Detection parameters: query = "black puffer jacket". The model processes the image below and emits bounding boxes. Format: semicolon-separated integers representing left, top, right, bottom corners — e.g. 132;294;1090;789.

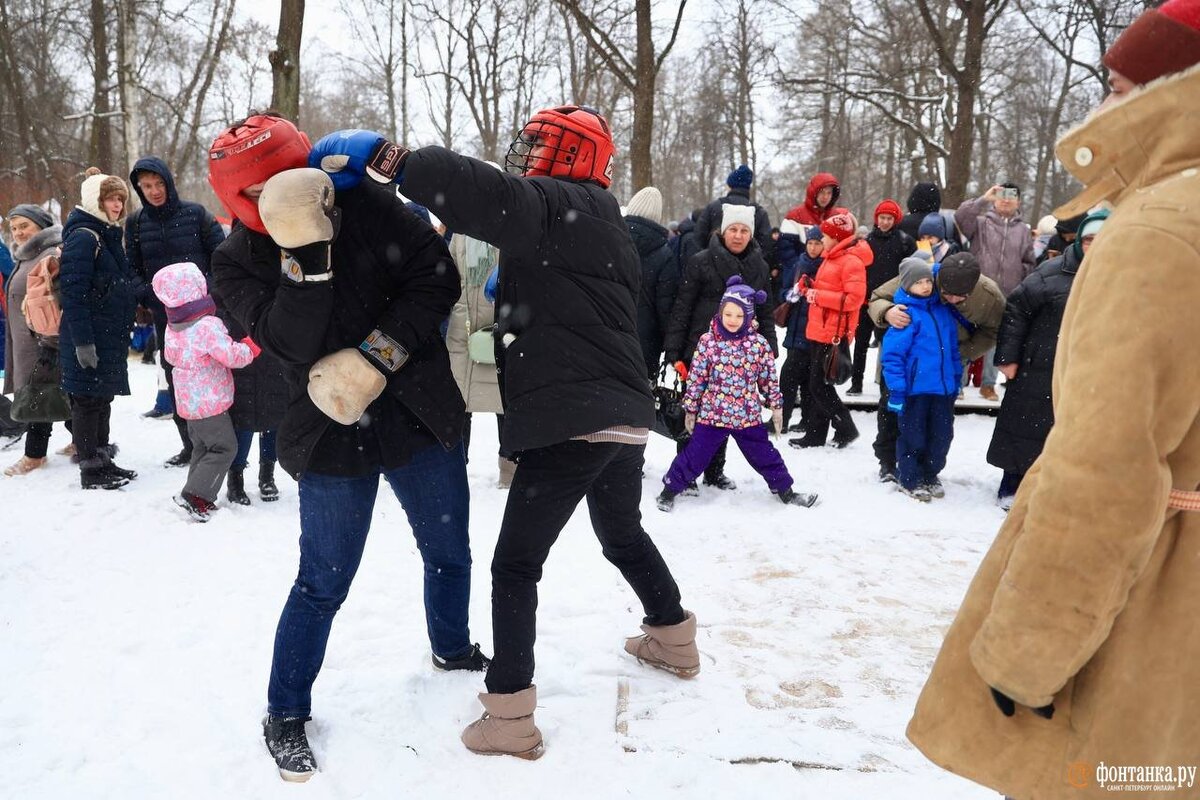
127;157;224;323
210;183;464;479
692;188;773;257
898;182;942;242
865;227;917;295
218;307;288;433
985;245;1080;474
627;214;678;377
400;147;655;452
664;234;777;363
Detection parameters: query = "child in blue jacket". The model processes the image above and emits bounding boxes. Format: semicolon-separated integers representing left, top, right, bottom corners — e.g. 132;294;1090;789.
880;257;962;501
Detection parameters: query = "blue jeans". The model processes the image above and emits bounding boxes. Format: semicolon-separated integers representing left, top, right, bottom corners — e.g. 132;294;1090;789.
232;429;277;469
267;442;473;717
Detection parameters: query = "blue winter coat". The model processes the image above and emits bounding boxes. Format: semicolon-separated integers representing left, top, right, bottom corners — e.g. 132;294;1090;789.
126;157;224;318
880;284;962;405
776;233;821;350
58;208;138;396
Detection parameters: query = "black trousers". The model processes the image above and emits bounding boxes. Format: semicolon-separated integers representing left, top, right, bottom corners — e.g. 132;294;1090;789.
69;393;113;461
808;343;856;442
779;347;813;432
155;320;193;453
849;311;878;390
25;422;53;459
485;440;686;694
873;382;900;470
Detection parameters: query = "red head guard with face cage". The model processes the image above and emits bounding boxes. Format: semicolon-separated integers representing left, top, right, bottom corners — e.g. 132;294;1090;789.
208;114;312;234
505;105;615;189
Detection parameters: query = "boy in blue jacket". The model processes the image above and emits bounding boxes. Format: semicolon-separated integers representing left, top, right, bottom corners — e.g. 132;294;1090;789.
881;257;962;501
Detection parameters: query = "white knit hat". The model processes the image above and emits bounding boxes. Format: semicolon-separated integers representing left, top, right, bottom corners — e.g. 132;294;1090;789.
625;186;663;224
720;203;756;234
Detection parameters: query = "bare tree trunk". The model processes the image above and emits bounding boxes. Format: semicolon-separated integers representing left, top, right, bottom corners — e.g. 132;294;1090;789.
117;0;140;174
270;0;305;123
90;0;113;170
400;0;409;141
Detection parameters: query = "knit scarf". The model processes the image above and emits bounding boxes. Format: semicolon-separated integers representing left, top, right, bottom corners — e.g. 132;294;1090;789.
166;295;216;324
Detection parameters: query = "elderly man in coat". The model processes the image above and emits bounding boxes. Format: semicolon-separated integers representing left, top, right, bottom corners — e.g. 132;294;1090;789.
906;1;1200;798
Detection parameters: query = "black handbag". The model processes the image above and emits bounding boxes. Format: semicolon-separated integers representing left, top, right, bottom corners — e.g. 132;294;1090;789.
10;348;71;423
651;364;689;441
822;292;853;386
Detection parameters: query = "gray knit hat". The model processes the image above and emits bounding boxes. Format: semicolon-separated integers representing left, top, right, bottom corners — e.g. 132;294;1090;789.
899;256;934;291
625;187;663;224
7;203;55;230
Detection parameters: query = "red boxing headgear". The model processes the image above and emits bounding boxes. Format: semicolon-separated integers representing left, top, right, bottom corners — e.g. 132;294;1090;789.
208;114;312;234
505;105;615;189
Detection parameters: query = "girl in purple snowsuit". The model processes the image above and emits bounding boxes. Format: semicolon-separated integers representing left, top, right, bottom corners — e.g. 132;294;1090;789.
152;261;256;521
657;276;818;511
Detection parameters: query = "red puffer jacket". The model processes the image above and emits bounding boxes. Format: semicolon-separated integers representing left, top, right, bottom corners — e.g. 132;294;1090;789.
784;172;841;226
804;237;872;344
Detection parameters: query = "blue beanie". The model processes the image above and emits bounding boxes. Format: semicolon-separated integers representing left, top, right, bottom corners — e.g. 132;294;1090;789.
917;212;947;240
805;225;822;242
726;165;754;191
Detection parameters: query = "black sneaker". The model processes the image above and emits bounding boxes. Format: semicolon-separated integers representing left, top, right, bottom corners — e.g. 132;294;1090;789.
263;715;317;782
431;643;490;672
776;488;818;507
655;488;677;512
878;466;897;484
226;468;251;505
164;449;192;468
923;478;945;499
703;473;737;491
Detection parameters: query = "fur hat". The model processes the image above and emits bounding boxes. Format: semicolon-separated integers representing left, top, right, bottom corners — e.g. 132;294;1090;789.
720;203;756;234
874;199;903;226
899;256;934;291
79;167;128;222
937;252;981;296
1103;0;1200;85
726;164;754;191
820;211;857;242
716;275;767;337
625;186;663;224
6;203;55;230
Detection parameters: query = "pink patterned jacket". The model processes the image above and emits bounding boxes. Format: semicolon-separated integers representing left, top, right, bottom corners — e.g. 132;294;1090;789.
152;262;254;420
682;321;782;429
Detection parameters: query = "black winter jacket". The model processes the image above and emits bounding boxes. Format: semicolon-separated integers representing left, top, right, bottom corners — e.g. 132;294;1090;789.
127;157;225;325
400;146;655;452
898;182;942;242
58;209;137;397
627;215;678;378
986;245;1079;474
664;234;777;364
691;188;773;258
218;308;288;433
210;183;464;479
865;227;917;297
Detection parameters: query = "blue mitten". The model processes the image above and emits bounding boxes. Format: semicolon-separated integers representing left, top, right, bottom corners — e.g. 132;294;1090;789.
887;399;904;414
309;130;410;190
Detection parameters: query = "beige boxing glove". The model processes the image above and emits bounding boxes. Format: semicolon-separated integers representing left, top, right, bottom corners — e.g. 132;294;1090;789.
307;348;387;425
259;168;335;249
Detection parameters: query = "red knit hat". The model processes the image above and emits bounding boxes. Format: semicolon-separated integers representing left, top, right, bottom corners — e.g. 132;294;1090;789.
1103;0;1200;86
820;211;857;242
874;199;903;226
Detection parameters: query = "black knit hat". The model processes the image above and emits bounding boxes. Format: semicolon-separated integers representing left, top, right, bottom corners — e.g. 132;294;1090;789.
937;253;981;296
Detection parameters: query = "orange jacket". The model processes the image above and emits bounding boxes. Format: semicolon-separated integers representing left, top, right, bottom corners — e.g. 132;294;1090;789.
804;237;872;344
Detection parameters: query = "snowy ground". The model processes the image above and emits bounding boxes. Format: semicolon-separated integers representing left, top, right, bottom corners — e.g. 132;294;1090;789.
1;353;1007;799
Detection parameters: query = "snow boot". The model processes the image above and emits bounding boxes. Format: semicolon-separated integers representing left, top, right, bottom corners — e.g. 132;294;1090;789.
776;488;818;507
655;487;677;512
899;485;932;503
624;610;700;678
461;685;544;760
164;448;192;468
923;478;945;499
259;461;280;502
4;455;45;476
432;643;490;672
174;492;213;522
703;472;737;491
80;457;129;490
788;435;826;449
226;467;251;505
99;450;137;481
878;464;897;484
681;480;700;497
263;714;317;782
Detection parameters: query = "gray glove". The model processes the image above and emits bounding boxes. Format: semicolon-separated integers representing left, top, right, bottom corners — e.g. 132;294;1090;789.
76;343;98;370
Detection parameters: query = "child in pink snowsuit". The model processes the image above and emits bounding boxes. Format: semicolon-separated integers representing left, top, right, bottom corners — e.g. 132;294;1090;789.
657;276;818;511
152;261;256;521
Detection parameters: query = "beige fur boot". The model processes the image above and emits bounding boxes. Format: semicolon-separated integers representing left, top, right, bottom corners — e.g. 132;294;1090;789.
461;685;544;759
624;610;700;678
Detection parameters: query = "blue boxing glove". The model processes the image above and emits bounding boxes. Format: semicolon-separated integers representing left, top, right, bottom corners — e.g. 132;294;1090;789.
308;129;410;191
887;399;904;414
483;266;499;304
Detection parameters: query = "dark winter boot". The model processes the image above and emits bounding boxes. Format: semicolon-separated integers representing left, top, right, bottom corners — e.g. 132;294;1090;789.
164;448;192;468
789;435;826;449
703;472;738;491
263;715;317;782
226;467;251;505
923;478;946;499
878;464;897;484
80;457;129;490
259;461;280;502
99;450;137;481
624;610;701;678
432;643;490;672
655;487;677;512
832;427;860;449
776;488;819;507
174;492;213;522
461;686;544;760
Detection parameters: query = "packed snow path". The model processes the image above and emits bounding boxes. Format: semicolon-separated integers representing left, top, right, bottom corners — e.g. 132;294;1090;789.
2;360;1002;798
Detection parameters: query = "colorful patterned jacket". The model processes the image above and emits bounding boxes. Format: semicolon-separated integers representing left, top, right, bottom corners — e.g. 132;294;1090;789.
682;319;782;429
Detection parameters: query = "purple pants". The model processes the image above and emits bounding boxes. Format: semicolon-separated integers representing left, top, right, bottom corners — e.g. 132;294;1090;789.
665;423;793;494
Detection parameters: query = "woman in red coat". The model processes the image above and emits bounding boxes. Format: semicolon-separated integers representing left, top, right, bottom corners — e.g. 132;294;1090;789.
783;172;841;227
790;211;871;449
